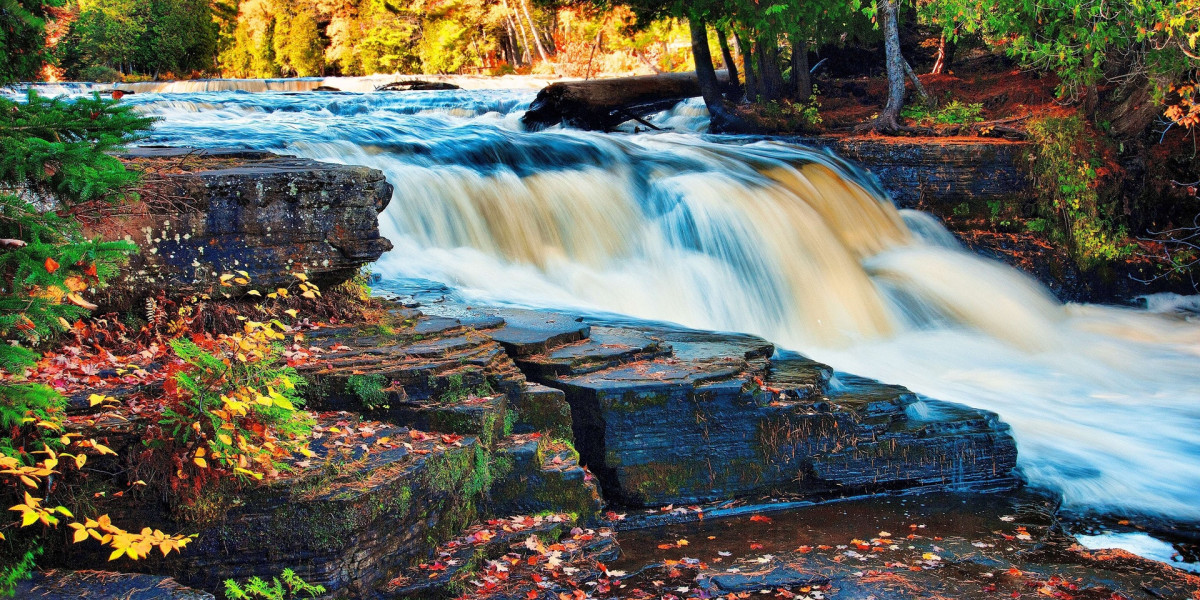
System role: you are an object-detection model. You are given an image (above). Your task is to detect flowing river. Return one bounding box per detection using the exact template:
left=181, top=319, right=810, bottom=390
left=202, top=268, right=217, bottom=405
left=17, top=81, right=1200, bottom=526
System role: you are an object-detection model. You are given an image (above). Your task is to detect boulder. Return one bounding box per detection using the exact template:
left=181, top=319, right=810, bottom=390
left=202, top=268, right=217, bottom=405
left=86, top=148, right=393, bottom=309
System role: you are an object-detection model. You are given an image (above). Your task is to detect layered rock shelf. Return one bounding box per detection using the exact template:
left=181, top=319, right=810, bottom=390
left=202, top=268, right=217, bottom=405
left=44, top=300, right=1021, bottom=597
left=85, top=148, right=393, bottom=308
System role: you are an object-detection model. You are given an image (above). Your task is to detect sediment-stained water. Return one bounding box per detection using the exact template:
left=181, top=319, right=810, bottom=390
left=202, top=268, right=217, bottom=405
left=11, top=81, right=1200, bottom=525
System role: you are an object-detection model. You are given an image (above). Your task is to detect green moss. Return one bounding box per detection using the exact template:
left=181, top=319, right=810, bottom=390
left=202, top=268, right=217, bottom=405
left=346, top=374, right=388, bottom=408
left=607, top=391, right=670, bottom=413
left=622, top=461, right=701, bottom=502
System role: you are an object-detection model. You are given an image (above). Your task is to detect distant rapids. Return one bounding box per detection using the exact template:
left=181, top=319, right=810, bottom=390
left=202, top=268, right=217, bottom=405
left=12, top=81, right=1200, bottom=524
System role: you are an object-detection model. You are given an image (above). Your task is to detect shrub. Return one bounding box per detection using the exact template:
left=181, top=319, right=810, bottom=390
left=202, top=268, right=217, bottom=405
left=1026, top=114, right=1135, bottom=268
left=224, top=568, right=326, bottom=600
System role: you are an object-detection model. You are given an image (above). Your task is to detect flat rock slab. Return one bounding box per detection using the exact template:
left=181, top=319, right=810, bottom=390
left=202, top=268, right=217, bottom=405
left=16, top=570, right=213, bottom=600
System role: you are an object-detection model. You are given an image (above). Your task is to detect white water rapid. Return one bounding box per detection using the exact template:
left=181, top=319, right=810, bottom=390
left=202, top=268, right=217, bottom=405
left=13, top=80, right=1200, bottom=524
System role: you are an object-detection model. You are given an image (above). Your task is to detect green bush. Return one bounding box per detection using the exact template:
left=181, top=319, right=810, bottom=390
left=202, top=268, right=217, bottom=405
left=0, top=88, right=150, bottom=594
left=902, top=100, right=984, bottom=125
left=224, top=569, right=326, bottom=600
left=1026, top=114, right=1135, bottom=268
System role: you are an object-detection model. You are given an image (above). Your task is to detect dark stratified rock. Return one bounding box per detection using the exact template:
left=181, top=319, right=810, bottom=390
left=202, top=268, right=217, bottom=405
left=53, top=413, right=495, bottom=599
left=503, top=317, right=1018, bottom=507
left=16, top=570, right=213, bottom=600
left=799, top=136, right=1032, bottom=211
left=489, top=436, right=603, bottom=522
left=88, top=148, right=393, bottom=309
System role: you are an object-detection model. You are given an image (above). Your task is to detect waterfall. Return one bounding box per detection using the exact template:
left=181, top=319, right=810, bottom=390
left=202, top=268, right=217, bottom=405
left=16, top=85, right=1200, bottom=523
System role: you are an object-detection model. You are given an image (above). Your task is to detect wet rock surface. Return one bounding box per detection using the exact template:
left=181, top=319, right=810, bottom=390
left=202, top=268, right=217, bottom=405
left=15, top=570, right=214, bottom=599
left=87, top=148, right=393, bottom=308
left=41, top=300, right=1025, bottom=597
left=795, top=136, right=1032, bottom=211
left=495, top=311, right=1018, bottom=507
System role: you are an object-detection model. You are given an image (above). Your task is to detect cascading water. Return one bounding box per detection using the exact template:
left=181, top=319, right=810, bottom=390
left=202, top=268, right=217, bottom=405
left=12, top=81, right=1200, bottom=524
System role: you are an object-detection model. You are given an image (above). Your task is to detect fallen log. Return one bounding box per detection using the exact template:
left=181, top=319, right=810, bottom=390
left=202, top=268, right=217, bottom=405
left=522, top=70, right=729, bottom=131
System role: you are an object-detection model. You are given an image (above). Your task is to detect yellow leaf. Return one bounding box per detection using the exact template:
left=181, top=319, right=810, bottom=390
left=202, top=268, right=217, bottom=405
left=64, top=276, right=88, bottom=292
left=218, top=434, right=233, bottom=445
left=21, top=511, right=38, bottom=527
left=275, top=288, right=288, bottom=297
left=73, top=528, right=89, bottom=543
left=284, top=309, right=299, bottom=318
left=75, top=454, right=86, bottom=469
left=193, top=457, right=207, bottom=469
left=42, top=458, right=57, bottom=470
left=247, top=289, right=261, bottom=297
left=65, top=292, right=98, bottom=310
left=292, top=272, right=308, bottom=281
left=302, top=291, right=317, bottom=299
left=108, top=547, right=126, bottom=561
left=220, top=274, right=235, bottom=282
left=91, top=442, right=116, bottom=456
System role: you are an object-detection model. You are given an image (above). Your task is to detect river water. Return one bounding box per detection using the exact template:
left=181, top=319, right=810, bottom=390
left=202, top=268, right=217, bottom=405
left=14, top=82, right=1200, bottom=526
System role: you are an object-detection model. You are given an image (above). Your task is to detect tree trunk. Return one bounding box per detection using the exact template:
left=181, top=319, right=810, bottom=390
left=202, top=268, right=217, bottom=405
left=689, top=18, right=744, bottom=131
left=716, top=28, right=741, bottom=100
left=931, top=34, right=946, bottom=74
left=876, top=0, right=906, bottom=131
left=501, top=0, right=531, bottom=65
left=790, top=35, right=811, bottom=101
left=903, top=59, right=933, bottom=106
left=756, top=37, right=785, bottom=102
left=734, top=30, right=758, bottom=102
left=585, top=28, right=603, bottom=80
left=519, top=0, right=549, bottom=63
left=522, top=69, right=732, bottom=131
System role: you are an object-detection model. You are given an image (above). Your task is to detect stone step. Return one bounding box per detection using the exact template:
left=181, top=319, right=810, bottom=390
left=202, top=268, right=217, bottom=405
left=509, top=382, right=574, bottom=439
left=488, top=435, right=603, bottom=522
left=513, top=326, right=670, bottom=378
left=483, top=309, right=591, bottom=357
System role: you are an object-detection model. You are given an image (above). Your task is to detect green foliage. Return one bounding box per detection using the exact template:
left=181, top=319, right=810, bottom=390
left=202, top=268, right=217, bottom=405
left=161, top=327, right=312, bottom=482
left=0, top=0, right=60, bottom=82
left=0, top=80, right=147, bottom=595
left=224, top=568, right=326, bottom=600
left=0, top=549, right=39, bottom=596
left=902, top=100, right=983, bottom=125
left=58, top=0, right=218, bottom=78
left=1027, top=115, right=1135, bottom=268
left=346, top=374, right=388, bottom=408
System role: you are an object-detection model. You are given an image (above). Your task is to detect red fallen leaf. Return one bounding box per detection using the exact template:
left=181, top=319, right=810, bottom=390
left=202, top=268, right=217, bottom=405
left=440, top=434, right=463, bottom=444
left=526, top=592, right=538, bottom=600
left=795, top=545, right=812, bottom=553
left=982, top=584, right=997, bottom=592
left=44, top=257, right=60, bottom=273
left=749, top=543, right=764, bottom=550
left=111, top=90, right=125, bottom=100
left=749, top=515, right=772, bottom=523
left=83, top=263, right=98, bottom=278
left=410, top=430, right=429, bottom=441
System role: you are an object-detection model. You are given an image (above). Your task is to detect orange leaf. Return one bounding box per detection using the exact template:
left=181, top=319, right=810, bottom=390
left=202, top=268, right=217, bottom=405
left=44, top=258, right=59, bottom=273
